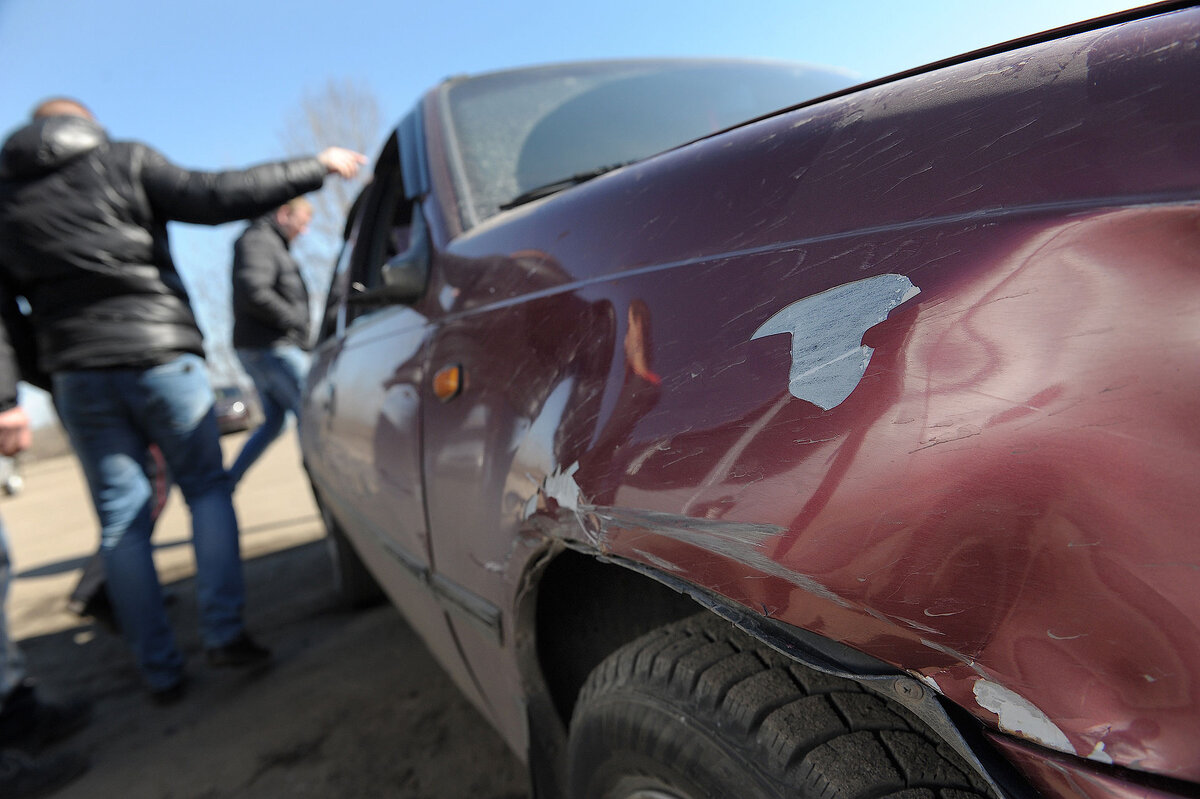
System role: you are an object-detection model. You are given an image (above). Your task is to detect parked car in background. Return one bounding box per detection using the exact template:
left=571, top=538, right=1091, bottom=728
left=300, top=4, right=1200, bottom=798
left=213, top=383, right=259, bottom=435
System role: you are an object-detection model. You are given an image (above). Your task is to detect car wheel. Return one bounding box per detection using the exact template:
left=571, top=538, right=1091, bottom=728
left=568, top=613, right=993, bottom=799
left=321, top=504, right=385, bottom=610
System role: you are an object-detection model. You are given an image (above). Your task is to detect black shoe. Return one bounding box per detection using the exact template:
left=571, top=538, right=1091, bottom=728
left=205, top=633, right=271, bottom=668
left=0, top=684, right=91, bottom=751
left=149, top=675, right=187, bottom=707
left=67, top=591, right=120, bottom=635
left=0, top=748, right=88, bottom=798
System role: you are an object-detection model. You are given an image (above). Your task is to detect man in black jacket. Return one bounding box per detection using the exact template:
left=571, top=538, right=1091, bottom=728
left=227, top=198, right=314, bottom=485
left=0, top=97, right=364, bottom=704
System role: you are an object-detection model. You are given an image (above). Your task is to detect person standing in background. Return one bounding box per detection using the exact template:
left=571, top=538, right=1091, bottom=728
left=227, top=198, right=316, bottom=485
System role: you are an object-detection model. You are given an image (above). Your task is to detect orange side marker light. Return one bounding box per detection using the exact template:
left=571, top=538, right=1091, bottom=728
left=433, top=364, right=463, bottom=402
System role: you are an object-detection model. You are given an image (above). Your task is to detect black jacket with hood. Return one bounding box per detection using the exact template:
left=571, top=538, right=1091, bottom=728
left=231, top=214, right=311, bottom=350
left=0, top=114, right=326, bottom=411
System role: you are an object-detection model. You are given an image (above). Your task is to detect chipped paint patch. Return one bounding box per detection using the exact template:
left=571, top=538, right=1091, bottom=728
left=914, top=673, right=944, bottom=695
left=973, top=680, right=1073, bottom=754
left=525, top=462, right=584, bottom=520
left=752, top=274, right=920, bottom=410
left=1086, top=741, right=1114, bottom=765
left=542, top=462, right=582, bottom=511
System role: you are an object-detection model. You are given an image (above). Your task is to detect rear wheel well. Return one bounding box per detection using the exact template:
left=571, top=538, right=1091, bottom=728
left=524, top=549, right=1028, bottom=799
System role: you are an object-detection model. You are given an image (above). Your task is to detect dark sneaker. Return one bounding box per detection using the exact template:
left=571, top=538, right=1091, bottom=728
left=0, top=749, right=88, bottom=798
left=205, top=633, right=271, bottom=668
left=0, top=684, right=91, bottom=751
left=67, top=590, right=119, bottom=635
left=149, top=676, right=187, bottom=707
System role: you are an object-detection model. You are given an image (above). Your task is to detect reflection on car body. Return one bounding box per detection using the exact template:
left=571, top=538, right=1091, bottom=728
left=300, top=7, right=1200, bottom=799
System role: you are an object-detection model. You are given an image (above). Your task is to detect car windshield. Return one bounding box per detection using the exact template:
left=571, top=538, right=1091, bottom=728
left=442, top=59, right=853, bottom=227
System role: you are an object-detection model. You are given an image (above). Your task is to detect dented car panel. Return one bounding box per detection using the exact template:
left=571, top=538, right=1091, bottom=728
left=301, top=5, right=1200, bottom=797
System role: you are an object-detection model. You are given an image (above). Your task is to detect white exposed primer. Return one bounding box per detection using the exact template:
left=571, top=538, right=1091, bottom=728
left=752, top=274, right=920, bottom=410
left=973, top=680, right=1074, bottom=754
left=537, top=462, right=582, bottom=515
left=914, top=673, right=944, bottom=694
left=1087, top=741, right=1114, bottom=765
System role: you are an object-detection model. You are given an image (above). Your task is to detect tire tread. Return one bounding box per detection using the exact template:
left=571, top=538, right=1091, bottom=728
left=569, top=612, right=995, bottom=799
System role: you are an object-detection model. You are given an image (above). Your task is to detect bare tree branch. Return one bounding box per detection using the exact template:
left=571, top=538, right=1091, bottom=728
left=279, top=78, right=385, bottom=300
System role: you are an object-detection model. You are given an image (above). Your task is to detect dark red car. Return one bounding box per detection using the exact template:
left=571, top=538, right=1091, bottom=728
left=300, top=4, right=1200, bottom=797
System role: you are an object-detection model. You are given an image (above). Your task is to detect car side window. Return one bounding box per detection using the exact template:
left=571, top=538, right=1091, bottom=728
left=348, top=175, right=402, bottom=295
left=343, top=180, right=424, bottom=320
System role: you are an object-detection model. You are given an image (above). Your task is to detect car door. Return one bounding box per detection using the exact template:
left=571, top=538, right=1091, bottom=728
left=302, top=125, right=487, bottom=708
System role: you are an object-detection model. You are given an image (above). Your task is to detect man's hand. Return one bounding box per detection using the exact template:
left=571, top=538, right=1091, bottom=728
left=0, top=406, right=32, bottom=457
left=317, top=147, right=368, bottom=179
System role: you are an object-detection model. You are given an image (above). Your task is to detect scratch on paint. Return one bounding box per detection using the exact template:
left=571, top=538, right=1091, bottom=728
left=973, top=680, right=1074, bottom=755
left=909, top=424, right=982, bottom=454
left=793, top=435, right=841, bottom=445
left=923, top=607, right=967, bottom=618
left=632, top=549, right=683, bottom=573
left=589, top=506, right=847, bottom=607
left=711, top=357, right=749, bottom=378
left=895, top=617, right=945, bottom=635
left=1047, top=630, right=1086, bottom=641
left=920, top=639, right=986, bottom=677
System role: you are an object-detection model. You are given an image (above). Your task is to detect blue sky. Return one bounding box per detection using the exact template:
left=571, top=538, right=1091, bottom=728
left=0, top=0, right=1153, bottom=419
left=0, top=0, right=1152, bottom=168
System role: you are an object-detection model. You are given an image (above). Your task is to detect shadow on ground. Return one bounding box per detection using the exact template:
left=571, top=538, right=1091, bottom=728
left=19, top=540, right=530, bottom=799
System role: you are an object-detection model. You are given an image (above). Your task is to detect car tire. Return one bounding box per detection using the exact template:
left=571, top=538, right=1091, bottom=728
left=321, top=505, right=385, bottom=610
left=567, top=612, right=993, bottom=799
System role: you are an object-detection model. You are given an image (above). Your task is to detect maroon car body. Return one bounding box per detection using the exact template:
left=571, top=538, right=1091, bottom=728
left=301, top=5, right=1200, bottom=797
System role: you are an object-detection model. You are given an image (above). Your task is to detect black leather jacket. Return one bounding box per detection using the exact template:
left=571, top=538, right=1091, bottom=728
left=0, top=115, right=326, bottom=410
left=231, top=215, right=311, bottom=350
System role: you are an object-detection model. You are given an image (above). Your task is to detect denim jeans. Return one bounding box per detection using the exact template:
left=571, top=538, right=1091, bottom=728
left=54, top=354, right=245, bottom=690
left=0, top=518, right=27, bottom=698
left=229, top=344, right=309, bottom=485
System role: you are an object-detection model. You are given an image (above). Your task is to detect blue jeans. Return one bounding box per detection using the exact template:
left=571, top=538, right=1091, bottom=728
left=54, top=354, right=246, bottom=691
left=229, top=344, right=309, bottom=485
left=0, top=518, right=27, bottom=698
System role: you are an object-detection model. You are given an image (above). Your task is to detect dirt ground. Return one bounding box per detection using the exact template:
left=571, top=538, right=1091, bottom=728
left=3, top=428, right=530, bottom=798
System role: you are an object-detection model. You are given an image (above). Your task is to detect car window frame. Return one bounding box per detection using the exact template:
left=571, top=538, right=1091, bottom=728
left=337, top=109, right=434, bottom=327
